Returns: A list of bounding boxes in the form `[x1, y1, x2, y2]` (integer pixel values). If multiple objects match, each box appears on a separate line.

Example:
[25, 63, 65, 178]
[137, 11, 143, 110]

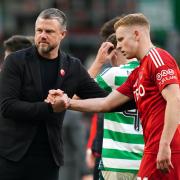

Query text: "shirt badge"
[60, 69, 65, 76]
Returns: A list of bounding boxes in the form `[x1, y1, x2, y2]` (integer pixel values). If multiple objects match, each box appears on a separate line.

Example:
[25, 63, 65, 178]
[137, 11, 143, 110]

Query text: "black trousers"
[0, 153, 59, 180]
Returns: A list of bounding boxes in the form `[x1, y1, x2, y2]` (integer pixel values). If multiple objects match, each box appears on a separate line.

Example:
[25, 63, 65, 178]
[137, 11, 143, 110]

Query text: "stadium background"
[0, 0, 180, 66]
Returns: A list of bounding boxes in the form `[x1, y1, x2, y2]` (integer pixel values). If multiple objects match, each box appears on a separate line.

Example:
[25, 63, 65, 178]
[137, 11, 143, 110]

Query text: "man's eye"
[36, 29, 42, 33]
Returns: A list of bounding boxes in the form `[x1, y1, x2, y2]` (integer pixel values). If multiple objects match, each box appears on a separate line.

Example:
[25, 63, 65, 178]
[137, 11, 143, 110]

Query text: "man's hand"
[46, 89, 64, 104]
[156, 143, 173, 173]
[45, 89, 70, 112]
[88, 42, 114, 78]
[51, 93, 70, 112]
[95, 42, 114, 64]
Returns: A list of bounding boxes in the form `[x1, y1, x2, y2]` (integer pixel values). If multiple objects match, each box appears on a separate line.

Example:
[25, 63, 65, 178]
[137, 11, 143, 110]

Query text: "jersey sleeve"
[149, 48, 180, 92]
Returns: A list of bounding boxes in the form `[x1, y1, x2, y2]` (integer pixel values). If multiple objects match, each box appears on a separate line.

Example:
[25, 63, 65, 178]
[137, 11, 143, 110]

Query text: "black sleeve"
[75, 62, 108, 99]
[75, 62, 136, 111]
[0, 54, 52, 120]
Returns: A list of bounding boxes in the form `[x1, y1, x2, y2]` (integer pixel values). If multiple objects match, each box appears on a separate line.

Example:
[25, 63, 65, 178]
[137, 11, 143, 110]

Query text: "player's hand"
[86, 148, 95, 169]
[49, 93, 70, 112]
[45, 89, 64, 104]
[156, 143, 174, 173]
[95, 42, 114, 65]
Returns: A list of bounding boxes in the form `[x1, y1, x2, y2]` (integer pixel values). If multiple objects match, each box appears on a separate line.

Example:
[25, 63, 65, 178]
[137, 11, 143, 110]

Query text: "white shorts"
[101, 171, 137, 180]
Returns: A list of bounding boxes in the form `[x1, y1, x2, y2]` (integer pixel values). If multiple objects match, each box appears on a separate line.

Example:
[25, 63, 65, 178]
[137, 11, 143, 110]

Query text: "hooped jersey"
[96, 60, 144, 173]
[117, 47, 180, 154]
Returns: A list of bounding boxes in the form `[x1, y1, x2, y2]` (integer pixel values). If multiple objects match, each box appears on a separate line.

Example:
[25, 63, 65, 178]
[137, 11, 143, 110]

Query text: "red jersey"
[117, 47, 180, 154]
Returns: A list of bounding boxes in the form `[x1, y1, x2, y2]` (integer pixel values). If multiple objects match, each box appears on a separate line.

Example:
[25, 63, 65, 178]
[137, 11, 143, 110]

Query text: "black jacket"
[0, 46, 107, 166]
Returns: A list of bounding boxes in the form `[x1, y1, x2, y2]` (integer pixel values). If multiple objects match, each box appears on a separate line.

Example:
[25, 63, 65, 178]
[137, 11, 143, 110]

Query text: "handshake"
[45, 89, 70, 112]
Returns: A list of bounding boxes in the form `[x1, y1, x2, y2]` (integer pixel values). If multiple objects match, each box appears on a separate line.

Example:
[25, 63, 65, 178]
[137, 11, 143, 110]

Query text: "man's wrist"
[160, 142, 170, 146]
[67, 98, 71, 109]
[47, 103, 53, 113]
[94, 58, 105, 67]
[159, 140, 170, 146]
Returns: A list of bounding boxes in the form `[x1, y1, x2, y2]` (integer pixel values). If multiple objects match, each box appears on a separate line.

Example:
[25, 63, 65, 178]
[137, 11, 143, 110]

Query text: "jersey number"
[123, 109, 140, 131]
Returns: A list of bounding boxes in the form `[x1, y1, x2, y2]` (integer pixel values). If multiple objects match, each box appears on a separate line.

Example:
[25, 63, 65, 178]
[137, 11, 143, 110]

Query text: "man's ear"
[60, 30, 67, 40]
[134, 30, 140, 41]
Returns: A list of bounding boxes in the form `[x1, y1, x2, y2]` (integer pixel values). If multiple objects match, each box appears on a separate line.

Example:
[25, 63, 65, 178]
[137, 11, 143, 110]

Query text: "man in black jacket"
[0, 8, 107, 180]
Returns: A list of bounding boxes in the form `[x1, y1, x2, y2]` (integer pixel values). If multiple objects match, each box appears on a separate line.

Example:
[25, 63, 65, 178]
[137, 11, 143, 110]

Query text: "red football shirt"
[117, 47, 180, 154]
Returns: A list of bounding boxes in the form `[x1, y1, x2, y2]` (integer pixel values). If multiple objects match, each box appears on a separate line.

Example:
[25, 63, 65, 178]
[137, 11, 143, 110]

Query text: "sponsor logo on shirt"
[156, 69, 177, 86]
[156, 69, 174, 80]
[133, 84, 145, 101]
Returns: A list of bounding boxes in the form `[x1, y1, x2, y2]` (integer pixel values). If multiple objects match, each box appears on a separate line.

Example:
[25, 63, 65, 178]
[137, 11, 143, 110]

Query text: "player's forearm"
[88, 60, 104, 78]
[68, 97, 109, 112]
[88, 42, 112, 78]
[160, 97, 180, 146]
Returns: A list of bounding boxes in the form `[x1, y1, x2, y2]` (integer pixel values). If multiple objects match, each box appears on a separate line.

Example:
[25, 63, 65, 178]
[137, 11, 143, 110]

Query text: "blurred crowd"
[0, 1, 180, 180]
[1, 0, 180, 67]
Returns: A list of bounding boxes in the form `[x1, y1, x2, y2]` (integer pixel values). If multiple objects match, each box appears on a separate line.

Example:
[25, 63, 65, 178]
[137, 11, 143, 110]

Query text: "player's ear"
[134, 30, 140, 41]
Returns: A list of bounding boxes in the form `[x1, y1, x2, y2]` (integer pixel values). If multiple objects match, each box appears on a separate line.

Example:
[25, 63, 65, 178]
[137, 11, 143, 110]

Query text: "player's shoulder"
[99, 66, 118, 76]
[155, 47, 174, 59]
[121, 59, 139, 69]
[100, 60, 139, 75]
[148, 47, 175, 68]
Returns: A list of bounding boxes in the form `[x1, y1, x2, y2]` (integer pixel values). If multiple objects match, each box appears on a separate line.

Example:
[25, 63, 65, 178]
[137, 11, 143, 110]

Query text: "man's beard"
[37, 43, 55, 54]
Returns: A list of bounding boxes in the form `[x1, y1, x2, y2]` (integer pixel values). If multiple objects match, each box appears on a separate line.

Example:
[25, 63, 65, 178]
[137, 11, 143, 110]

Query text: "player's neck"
[138, 42, 154, 61]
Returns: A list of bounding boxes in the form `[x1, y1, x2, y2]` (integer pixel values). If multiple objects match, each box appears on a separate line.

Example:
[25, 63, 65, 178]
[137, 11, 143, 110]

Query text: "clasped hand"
[45, 89, 70, 112]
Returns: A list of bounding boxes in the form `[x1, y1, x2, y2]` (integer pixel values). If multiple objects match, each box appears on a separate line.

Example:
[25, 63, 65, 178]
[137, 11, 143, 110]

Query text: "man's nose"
[40, 31, 47, 39]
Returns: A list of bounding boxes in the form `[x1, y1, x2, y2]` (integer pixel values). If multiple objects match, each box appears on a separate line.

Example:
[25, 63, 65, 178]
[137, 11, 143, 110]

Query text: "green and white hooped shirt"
[96, 60, 144, 173]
